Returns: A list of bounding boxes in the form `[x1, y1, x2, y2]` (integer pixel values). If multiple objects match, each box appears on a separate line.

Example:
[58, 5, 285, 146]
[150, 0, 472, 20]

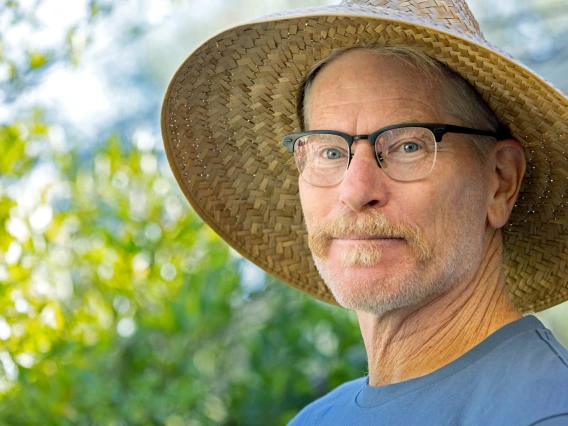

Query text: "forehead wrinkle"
[309, 96, 436, 114]
[305, 53, 450, 132]
[308, 97, 444, 132]
[310, 84, 429, 103]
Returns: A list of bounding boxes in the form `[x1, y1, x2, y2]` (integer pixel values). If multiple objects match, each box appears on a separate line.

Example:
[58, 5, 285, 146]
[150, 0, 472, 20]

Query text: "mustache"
[307, 210, 431, 263]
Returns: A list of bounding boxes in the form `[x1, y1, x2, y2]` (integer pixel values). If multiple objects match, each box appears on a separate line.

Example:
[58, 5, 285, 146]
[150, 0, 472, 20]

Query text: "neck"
[357, 230, 521, 387]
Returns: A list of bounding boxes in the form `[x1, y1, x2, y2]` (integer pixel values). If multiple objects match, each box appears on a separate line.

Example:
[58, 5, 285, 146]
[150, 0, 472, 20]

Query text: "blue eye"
[325, 148, 343, 159]
[403, 142, 420, 153]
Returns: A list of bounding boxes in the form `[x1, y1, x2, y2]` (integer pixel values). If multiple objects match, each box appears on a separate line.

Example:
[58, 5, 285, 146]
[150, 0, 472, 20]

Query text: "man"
[161, 0, 568, 424]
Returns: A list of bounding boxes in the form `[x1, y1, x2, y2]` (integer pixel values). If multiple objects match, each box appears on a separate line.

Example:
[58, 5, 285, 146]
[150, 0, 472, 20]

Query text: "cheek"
[434, 179, 488, 237]
[409, 179, 478, 240]
[299, 181, 334, 231]
[429, 155, 487, 216]
[299, 180, 317, 230]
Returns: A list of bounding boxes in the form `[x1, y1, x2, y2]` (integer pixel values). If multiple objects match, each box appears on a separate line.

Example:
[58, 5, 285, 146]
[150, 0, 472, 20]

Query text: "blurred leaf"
[28, 52, 48, 69]
[0, 124, 36, 176]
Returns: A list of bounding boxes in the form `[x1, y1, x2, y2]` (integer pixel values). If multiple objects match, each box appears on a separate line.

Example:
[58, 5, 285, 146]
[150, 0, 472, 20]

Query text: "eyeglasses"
[282, 123, 502, 187]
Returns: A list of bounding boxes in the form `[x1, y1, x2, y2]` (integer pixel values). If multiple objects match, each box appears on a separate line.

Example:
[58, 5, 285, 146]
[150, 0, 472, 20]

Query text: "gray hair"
[296, 44, 506, 161]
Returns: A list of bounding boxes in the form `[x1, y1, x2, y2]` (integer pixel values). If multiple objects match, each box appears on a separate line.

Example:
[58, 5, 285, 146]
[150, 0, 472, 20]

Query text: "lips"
[333, 235, 405, 241]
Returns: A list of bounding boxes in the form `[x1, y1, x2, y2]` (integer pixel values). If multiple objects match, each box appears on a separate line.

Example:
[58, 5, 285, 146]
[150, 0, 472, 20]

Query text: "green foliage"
[0, 112, 364, 425]
[28, 52, 48, 69]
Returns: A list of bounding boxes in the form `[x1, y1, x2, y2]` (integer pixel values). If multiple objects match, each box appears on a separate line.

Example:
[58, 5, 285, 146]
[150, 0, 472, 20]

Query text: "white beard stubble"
[308, 185, 486, 317]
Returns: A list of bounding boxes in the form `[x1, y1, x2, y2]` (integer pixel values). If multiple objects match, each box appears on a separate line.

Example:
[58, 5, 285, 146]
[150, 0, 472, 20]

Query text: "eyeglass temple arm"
[436, 124, 510, 141]
[282, 135, 296, 152]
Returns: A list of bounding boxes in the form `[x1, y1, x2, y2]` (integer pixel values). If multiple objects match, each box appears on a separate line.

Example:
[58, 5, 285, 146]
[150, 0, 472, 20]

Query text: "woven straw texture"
[162, 0, 568, 312]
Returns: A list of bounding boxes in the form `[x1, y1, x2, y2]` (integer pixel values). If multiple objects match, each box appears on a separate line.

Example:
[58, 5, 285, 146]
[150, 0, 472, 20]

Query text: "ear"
[487, 139, 526, 229]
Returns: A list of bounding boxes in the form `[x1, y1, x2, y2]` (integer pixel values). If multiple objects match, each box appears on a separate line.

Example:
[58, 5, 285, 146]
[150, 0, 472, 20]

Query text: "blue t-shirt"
[289, 316, 568, 425]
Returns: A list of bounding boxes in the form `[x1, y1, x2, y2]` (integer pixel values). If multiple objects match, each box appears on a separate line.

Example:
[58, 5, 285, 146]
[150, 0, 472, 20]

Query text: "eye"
[403, 142, 420, 153]
[388, 139, 427, 154]
[324, 148, 343, 159]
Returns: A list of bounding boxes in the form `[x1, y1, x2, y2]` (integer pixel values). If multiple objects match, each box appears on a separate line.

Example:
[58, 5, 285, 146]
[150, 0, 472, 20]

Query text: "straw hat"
[161, 0, 568, 312]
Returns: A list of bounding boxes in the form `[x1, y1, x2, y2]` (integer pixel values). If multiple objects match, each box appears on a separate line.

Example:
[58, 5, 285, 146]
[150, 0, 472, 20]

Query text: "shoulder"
[470, 320, 568, 424]
[520, 372, 568, 409]
[530, 414, 568, 426]
[480, 317, 568, 378]
[287, 377, 366, 426]
[479, 318, 568, 389]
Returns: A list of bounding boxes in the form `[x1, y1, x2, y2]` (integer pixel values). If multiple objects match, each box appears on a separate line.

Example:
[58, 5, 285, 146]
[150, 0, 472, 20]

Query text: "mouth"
[326, 235, 406, 268]
[333, 235, 405, 241]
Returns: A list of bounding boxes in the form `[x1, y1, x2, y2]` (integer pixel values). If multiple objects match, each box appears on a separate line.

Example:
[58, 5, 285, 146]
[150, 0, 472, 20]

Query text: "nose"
[338, 141, 389, 212]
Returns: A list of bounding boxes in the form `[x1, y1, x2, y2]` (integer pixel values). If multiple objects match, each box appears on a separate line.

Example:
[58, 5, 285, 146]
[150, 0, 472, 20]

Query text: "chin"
[313, 254, 458, 316]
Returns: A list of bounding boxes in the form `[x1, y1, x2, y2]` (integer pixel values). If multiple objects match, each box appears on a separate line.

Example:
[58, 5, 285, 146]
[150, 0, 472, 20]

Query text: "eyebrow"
[308, 117, 437, 133]
[394, 118, 435, 125]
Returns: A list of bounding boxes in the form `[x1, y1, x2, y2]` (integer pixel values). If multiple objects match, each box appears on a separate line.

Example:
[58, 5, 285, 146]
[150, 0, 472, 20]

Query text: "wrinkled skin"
[300, 50, 526, 385]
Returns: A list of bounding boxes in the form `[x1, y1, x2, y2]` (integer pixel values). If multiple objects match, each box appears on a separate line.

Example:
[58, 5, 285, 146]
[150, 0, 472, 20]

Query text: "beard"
[308, 206, 484, 317]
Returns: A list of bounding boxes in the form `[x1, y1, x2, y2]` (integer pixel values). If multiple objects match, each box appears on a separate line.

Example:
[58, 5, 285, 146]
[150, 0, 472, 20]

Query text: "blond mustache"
[308, 210, 431, 266]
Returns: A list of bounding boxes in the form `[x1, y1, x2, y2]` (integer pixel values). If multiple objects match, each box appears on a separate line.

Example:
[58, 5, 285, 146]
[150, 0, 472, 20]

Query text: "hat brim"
[161, 5, 568, 312]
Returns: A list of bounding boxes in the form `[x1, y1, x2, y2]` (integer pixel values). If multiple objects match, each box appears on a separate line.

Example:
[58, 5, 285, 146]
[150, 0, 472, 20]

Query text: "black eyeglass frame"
[282, 122, 506, 155]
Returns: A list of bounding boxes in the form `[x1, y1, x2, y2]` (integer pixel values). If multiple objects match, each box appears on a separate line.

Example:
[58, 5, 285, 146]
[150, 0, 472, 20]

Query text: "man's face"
[300, 50, 493, 316]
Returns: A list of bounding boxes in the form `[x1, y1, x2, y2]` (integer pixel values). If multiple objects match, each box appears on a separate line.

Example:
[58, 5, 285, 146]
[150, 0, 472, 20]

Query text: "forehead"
[306, 50, 448, 130]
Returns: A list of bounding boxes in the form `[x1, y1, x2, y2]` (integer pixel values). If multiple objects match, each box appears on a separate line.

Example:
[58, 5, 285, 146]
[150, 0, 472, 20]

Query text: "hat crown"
[339, 0, 481, 35]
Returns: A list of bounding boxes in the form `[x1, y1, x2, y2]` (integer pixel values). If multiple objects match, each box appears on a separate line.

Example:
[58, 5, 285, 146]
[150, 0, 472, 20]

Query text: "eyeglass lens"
[293, 127, 438, 186]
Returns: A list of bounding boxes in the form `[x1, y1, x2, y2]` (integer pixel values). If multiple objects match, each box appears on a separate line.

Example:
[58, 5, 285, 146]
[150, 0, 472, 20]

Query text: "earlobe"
[487, 139, 526, 229]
